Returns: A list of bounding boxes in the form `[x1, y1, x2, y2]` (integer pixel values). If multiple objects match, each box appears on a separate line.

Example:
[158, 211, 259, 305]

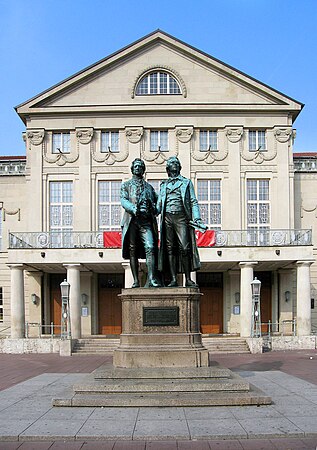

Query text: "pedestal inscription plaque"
[143, 306, 179, 326]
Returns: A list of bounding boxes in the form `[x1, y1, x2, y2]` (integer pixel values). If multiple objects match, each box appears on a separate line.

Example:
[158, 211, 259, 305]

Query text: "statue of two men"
[121, 157, 206, 288]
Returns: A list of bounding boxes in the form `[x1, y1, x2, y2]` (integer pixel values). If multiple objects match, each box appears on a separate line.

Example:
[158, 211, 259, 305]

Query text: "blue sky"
[0, 0, 316, 156]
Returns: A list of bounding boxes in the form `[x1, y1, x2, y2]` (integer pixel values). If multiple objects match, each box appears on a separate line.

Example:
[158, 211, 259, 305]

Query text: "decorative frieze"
[273, 127, 295, 143]
[175, 126, 193, 143]
[26, 129, 45, 146]
[190, 130, 228, 164]
[225, 126, 243, 143]
[125, 127, 143, 144]
[76, 128, 94, 144]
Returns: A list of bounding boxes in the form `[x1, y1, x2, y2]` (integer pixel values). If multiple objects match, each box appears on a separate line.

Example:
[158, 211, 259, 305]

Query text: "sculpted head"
[166, 156, 181, 177]
[131, 158, 145, 176]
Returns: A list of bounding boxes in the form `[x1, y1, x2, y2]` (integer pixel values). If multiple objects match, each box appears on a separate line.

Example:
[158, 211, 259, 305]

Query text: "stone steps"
[72, 337, 250, 355]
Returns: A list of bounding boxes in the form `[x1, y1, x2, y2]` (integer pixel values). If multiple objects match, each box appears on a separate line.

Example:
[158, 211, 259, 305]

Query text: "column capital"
[296, 260, 314, 267]
[7, 264, 25, 270]
[239, 261, 258, 268]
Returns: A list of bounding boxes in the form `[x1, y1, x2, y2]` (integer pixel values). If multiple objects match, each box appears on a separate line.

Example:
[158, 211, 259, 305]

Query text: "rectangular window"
[199, 130, 218, 152]
[49, 182, 73, 247]
[52, 132, 71, 154]
[98, 181, 121, 231]
[247, 179, 270, 245]
[150, 130, 168, 152]
[249, 130, 266, 151]
[0, 287, 3, 322]
[101, 131, 119, 153]
[197, 180, 221, 229]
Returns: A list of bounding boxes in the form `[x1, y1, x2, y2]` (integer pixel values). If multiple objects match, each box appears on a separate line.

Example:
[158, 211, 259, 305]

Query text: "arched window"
[136, 71, 181, 95]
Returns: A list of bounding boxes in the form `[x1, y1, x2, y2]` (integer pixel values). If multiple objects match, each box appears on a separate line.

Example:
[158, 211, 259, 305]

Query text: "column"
[64, 264, 81, 339]
[9, 264, 25, 338]
[122, 262, 133, 288]
[239, 262, 258, 337]
[296, 261, 313, 336]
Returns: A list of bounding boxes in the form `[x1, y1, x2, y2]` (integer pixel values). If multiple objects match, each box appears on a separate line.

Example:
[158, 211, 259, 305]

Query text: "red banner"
[195, 230, 216, 247]
[103, 231, 122, 248]
[103, 230, 216, 248]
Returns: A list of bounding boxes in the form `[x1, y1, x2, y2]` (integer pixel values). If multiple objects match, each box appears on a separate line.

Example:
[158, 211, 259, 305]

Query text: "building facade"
[0, 31, 316, 348]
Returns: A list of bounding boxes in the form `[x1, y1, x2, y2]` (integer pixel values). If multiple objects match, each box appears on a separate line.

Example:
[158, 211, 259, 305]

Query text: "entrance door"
[50, 274, 65, 335]
[198, 273, 223, 334]
[255, 271, 272, 333]
[98, 274, 123, 335]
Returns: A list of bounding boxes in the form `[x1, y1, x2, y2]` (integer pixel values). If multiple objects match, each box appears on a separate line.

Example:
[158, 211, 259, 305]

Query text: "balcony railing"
[8, 229, 312, 249]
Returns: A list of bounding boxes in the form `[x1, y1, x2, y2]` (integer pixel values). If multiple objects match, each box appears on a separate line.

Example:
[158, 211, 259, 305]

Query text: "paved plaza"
[0, 350, 316, 449]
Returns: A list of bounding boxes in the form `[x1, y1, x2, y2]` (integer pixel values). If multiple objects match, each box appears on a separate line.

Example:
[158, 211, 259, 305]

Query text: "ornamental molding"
[125, 127, 143, 144]
[131, 65, 187, 98]
[91, 139, 129, 165]
[273, 127, 295, 143]
[301, 200, 317, 217]
[43, 138, 79, 166]
[240, 131, 277, 165]
[190, 130, 228, 164]
[141, 139, 178, 165]
[2, 208, 21, 221]
[26, 129, 45, 148]
[175, 126, 193, 143]
[225, 126, 244, 143]
[76, 128, 94, 144]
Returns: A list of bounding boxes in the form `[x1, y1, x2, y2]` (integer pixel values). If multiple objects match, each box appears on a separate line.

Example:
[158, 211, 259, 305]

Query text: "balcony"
[8, 229, 312, 249]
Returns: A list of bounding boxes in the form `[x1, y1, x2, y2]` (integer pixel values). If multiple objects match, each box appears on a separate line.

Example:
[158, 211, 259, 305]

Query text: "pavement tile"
[19, 419, 83, 441]
[287, 416, 317, 435]
[137, 407, 185, 421]
[269, 437, 316, 449]
[238, 439, 276, 449]
[77, 419, 135, 440]
[49, 442, 85, 449]
[188, 418, 247, 440]
[0, 419, 35, 441]
[0, 443, 22, 449]
[81, 442, 116, 449]
[113, 441, 146, 449]
[17, 443, 54, 450]
[144, 441, 177, 449]
[300, 437, 317, 449]
[40, 406, 94, 421]
[177, 440, 211, 449]
[229, 406, 283, 420]
[184, 407, 234, 420]
[238, 417, 304, 438]
[272, 403, 317, 417]
[133, 419, 189, 440]
[209, 440, 244, 450]
[89, 407, 139, 420]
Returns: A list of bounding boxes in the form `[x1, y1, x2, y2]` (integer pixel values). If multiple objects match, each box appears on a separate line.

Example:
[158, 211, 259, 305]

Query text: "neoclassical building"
[0, 31, 316, 351]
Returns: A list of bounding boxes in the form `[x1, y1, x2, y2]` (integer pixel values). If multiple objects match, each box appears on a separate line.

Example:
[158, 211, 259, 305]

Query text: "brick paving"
[0, 350, 316, 449]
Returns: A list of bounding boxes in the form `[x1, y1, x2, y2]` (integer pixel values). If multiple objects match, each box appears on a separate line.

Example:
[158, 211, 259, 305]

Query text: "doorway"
[98, 273, 123, 335]
[198, 273, 223, 334]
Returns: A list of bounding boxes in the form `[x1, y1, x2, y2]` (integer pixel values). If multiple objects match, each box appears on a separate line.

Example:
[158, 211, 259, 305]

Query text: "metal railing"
[261, 319, 297, 337]
[8, 228, 312, 249]
[25, 322, 64, 338]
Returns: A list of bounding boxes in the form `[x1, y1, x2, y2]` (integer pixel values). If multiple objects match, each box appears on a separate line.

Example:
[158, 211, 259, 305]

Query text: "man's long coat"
[120, 179, 158, 260]
[157, 176, 201, 273]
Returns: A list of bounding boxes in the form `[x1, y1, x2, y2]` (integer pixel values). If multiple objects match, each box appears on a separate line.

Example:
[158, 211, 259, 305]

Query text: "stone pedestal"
[113, 287, 209, 368]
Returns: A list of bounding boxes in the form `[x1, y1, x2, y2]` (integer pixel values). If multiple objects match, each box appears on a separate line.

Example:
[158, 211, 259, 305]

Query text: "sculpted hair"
[131, 158, 145, 174]
[166, 156, 182, 175]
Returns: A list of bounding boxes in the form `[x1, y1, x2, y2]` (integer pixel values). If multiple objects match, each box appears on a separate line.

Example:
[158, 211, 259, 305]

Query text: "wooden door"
[50, 274, 64, 335]
[98, 288, 122, 335]
[255, 272, 272, 333]
[200, 287, 223, 334]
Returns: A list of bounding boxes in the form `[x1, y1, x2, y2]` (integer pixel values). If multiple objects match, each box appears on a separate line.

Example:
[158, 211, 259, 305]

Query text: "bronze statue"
[121, 158, 161, 288]
[157, 156, 206, 287]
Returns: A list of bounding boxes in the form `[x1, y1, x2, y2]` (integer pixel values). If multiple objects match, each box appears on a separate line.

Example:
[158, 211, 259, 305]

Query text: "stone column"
[64, 264, 81, 339]
[296, 261, 313, 336]
[122, 262, 133, 288]
[9, 264, 25, 338]
[239, 262, 258, 337]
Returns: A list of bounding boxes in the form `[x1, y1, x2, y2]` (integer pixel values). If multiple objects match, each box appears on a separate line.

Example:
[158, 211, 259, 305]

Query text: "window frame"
[197, 179, 222, 230]
[199, 130, 218, 152]
[98, 180, 122, 231]
[247, 179, 270, 245]
[49, 181, 73, 248]
[248, 130, 267, 152]
[100, 130, 120, 153]
[52, 132, 71, 154]
[150, 130, 169, 152]
[136, 71, 181, 96]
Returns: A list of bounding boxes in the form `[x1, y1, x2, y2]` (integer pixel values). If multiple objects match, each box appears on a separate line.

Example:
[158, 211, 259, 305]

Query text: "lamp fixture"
[81, 293, 88, 305]
[31, 293, 38, 305]
[234, 292, 240, 304]
[251, 277, 261, 296]
[285, 290, 291, 302]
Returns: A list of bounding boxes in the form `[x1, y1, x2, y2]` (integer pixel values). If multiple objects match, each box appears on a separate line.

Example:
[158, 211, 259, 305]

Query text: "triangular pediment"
[16, 30, 303, 120]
